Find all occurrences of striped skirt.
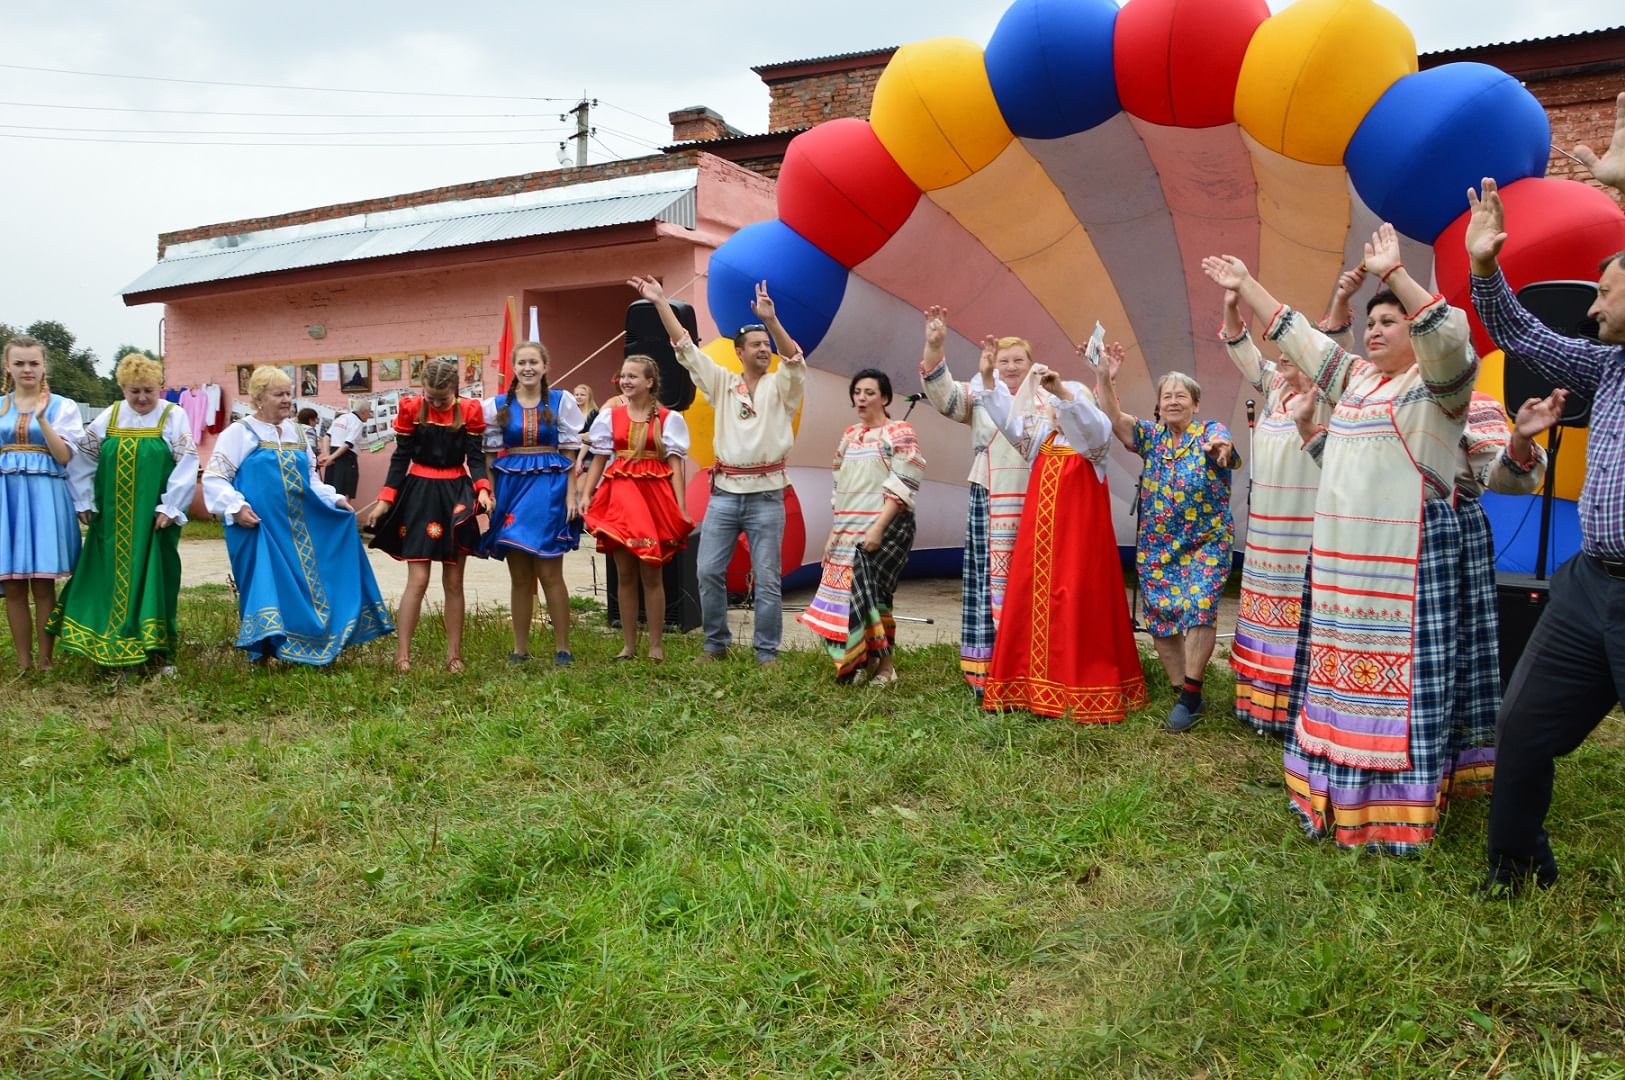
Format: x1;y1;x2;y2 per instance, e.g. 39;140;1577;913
1283;500;1474;855
1448;499;1498;799
827;512;916;681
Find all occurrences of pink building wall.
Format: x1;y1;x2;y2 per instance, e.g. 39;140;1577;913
147;154;777;514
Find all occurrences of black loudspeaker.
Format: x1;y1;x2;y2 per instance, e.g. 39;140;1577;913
1495;572;1551;689
603;542;701;632
625;298;698;411
1506;281;1598;426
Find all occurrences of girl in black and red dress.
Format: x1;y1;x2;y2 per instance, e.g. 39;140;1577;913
366;357;492;673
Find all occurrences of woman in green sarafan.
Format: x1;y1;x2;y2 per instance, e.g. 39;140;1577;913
48;352;198;673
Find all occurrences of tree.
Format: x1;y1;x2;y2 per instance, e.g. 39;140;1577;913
3;318;123;406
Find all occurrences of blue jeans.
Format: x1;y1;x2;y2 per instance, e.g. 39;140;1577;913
697;489;785;660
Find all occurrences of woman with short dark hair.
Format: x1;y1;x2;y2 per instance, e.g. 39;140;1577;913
800;368;926;685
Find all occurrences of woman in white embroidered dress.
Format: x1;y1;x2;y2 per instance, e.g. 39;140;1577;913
1205;224;1482;854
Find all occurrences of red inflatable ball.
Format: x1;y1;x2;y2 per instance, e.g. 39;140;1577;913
776;119;922;269
1114;0;1268;127
685;469;808;593
1434;177;1625;356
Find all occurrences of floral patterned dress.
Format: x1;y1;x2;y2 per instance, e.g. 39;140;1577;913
1131;419;1236;636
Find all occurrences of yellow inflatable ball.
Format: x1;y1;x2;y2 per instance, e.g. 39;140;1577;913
870;37;1013;192
681;337;804;471
1234;0;1416;166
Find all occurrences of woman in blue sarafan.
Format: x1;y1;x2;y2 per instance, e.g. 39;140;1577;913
203;366;393;664
479;340;585;666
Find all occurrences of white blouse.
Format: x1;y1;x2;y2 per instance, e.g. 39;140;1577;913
69;401;198;522
203;417;345;524
480;390;586;453
586;407;690;458
974;377;1114;479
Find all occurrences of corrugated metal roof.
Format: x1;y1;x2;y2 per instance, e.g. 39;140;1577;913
1420;24;1624;57
122;171;697;297
752;47;898;74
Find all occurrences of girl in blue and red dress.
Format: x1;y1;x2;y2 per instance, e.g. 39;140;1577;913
481;341;585;666
366;356;491;673
581;355;691;662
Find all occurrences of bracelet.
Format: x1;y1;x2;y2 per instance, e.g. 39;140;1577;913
1379;263;1405;284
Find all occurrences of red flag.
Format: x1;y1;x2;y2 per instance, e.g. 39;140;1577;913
494;295;518;390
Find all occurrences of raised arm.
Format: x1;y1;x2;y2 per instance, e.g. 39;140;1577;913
628;275;728;404
1476;391;1563;496
1365;222;1477;418
1205;254;1360;401
1092;342;1139;452
1575;91;1625;195
1466;178;1615;397
1221;289;1268;392
1320;266;1367;339
751;281;804;367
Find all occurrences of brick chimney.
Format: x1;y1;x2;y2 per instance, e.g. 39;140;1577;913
668;106;743;143
752;47;898;132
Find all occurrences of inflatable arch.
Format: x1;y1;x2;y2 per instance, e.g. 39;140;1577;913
690;0;1625;582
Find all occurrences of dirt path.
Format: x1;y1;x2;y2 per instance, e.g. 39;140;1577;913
179;537;1238;653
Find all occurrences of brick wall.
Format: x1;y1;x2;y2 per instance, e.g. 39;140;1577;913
157;150;702;257
765;64;887;132
1532;71;1625;202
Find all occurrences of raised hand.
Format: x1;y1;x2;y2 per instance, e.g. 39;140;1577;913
1033;363;1065;398
1100;341;1125;383
977;333;998;383
1363;223;1403;279
1201;255;1249;291
922;306;948;349
752;280;776;322
1465;179;1508;274
626;275;665;303
1574;91;1625;194
1514;389;1569;438
1333;266;1368;302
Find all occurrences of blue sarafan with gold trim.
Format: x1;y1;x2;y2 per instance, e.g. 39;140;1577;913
225;434;392;665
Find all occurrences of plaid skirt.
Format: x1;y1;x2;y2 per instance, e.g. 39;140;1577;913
959;483;994;694
1449;499;1498;798
830;512;916;680
1283;499;1465;855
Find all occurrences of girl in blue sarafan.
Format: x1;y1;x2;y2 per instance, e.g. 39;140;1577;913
0;335;83;672
203;365;393;665
479;340;585;666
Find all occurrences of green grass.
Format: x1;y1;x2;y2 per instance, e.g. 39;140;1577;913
1;590;1622;1077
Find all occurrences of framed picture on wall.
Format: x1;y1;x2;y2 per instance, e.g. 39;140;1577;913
339;359;371;392
408;354;426;386
376;356;403;383
299;364;320;397
462;353;482;385
236;365;254;396
278;364;298;388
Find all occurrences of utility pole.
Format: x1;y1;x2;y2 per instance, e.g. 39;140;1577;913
559;97;596;168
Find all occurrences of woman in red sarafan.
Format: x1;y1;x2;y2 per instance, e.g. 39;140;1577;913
582;355;692;662
367;356;491;674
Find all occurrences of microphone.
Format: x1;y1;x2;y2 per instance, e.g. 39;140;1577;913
902;393;926;403
1246;398;1256;429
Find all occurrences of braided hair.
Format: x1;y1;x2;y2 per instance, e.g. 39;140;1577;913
496;341;555;429
622;354;664;455
419;355;462;427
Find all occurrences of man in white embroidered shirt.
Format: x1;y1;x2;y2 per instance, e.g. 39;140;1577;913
628;275;805;665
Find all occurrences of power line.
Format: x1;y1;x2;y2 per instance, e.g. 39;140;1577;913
0;61;573;101
0;131;555;147
0;121;571;137
596;123;666;151
598;100;666;128
0;99;562;118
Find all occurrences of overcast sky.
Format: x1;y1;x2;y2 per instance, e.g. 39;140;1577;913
2;0;1616;365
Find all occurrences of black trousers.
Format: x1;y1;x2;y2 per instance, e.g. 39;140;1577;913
1487;553;1625;882
325;451;360;500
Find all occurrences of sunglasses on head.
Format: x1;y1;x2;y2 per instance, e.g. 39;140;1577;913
737;323;767;335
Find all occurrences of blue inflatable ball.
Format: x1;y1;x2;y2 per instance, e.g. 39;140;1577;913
1346;62;1550;243
986;0;1121;139
707;220;848;354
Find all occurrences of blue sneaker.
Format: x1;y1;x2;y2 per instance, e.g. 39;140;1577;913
554;651;573;667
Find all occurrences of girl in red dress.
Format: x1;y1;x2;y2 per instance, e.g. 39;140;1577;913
366;357;492;673
582;356;692;661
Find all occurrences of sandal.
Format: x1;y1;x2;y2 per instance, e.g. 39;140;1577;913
445;657;466;674
613;651;635;662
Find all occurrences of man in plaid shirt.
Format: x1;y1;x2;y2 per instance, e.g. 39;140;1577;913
1468;91;1625;891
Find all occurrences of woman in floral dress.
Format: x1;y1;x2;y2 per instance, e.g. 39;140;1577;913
1096;356;1238;732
